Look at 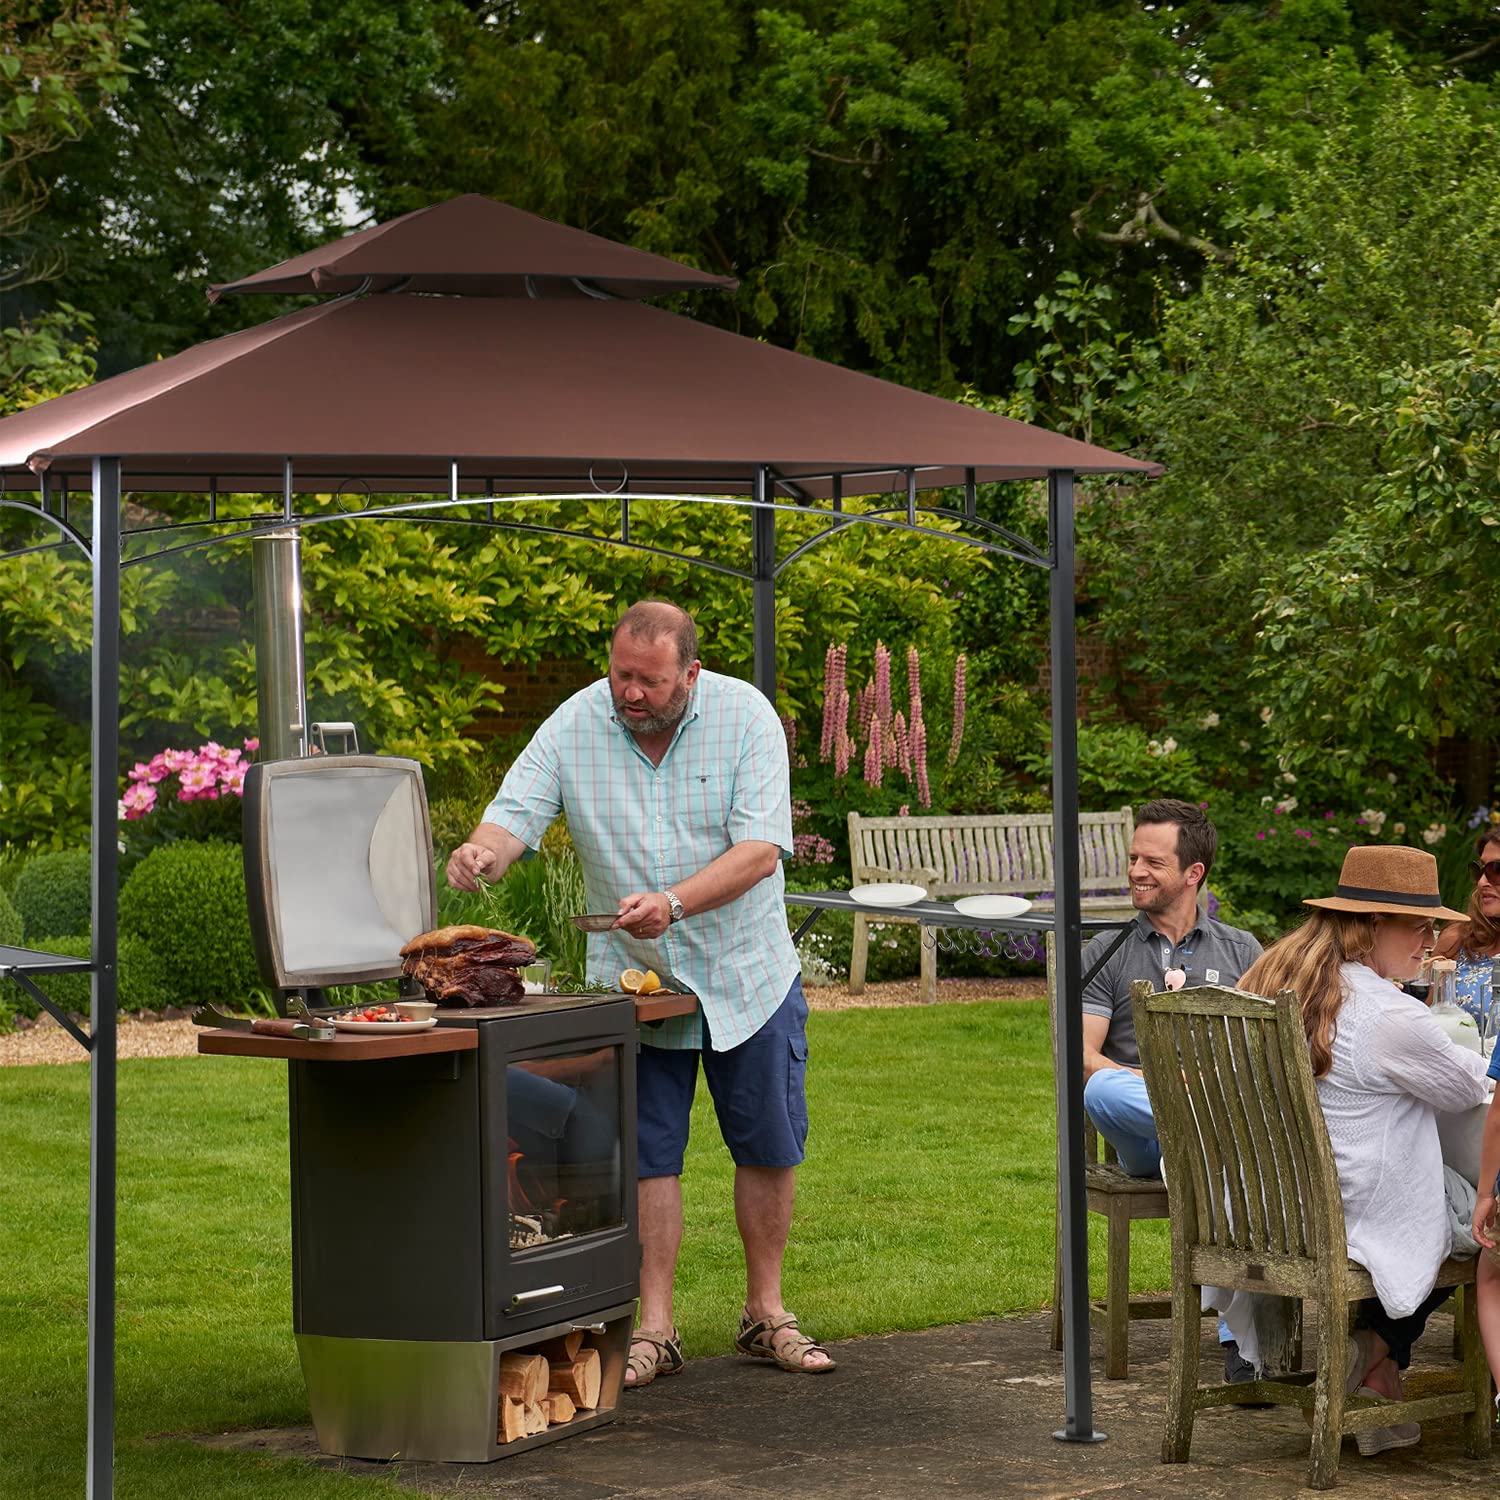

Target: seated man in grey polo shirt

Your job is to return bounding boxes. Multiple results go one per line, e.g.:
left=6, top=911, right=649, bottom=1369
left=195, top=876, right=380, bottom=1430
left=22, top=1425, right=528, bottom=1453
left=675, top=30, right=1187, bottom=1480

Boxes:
left=1080, top=797, right=1262, bottom=1377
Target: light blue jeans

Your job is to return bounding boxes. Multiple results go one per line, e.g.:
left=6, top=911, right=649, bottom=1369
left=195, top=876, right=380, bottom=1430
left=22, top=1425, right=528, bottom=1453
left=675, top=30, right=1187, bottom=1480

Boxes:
left=1083, top=1068, right=1231, bottom=1346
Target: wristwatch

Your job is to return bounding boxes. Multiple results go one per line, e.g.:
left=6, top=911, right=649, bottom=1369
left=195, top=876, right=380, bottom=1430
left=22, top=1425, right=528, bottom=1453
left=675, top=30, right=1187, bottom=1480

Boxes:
left=664, top=889, right=685, bottom=924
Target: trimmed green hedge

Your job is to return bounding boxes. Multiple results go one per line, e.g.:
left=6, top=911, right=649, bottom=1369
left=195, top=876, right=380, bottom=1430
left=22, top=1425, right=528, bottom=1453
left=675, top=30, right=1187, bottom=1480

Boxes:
left=13, top=849, right=92, bottom=941
left=0, top=883, right=22, bottom=947
left=119, top=841, right=260, bottom=1005
left=8, top=933, right=172, bottom=1018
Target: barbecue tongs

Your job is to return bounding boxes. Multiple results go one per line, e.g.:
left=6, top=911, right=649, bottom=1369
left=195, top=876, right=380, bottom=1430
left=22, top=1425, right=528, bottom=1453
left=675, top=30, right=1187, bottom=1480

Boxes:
left=190, top=996, right=335, bottom=1041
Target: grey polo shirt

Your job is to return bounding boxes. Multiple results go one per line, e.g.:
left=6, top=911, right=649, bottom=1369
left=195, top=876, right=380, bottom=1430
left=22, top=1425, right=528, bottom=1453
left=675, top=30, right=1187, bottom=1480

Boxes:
left=1081, top=909, right=1263, bottom=1068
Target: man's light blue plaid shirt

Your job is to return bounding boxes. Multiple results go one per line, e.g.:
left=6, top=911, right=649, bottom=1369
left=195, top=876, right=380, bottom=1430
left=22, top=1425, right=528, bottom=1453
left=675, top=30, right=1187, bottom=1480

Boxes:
left=481, top=670, right=799, bottom=1051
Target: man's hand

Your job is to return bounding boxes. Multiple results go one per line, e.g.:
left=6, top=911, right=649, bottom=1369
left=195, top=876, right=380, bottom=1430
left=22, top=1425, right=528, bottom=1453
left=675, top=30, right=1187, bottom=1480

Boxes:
left=447, top=842, right=497, bottom=892
left=616, top=891, right=672, bottom=939
left=1474, top=1192, right=1497, bottom=1251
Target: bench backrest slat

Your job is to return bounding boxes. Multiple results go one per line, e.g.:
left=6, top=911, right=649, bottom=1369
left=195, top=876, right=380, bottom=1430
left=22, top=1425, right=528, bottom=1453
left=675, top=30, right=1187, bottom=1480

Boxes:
left=847, top=807, right=1135, bottom=901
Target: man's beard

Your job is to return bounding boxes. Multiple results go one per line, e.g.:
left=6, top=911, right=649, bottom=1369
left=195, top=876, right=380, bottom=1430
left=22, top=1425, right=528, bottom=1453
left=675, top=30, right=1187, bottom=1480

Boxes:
left=614, top=682, right=690, bottom=737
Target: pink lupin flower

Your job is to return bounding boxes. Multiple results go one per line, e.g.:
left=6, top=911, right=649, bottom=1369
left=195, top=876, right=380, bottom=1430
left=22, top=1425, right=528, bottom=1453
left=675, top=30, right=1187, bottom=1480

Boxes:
left=948, top=653, right=967, bottom=767
left=893, top=711, right=911, bottom=776
left=864, top=717, right=884, bottom=788
left=907, top=645, right=923, bottom=722
left=819, top=644, right=846, bottom=762
left=911, top=713, right=931, bottom=808
left=781, top=712, right=797, bottom=758
left=873, top=642, right=892, bottom=734
left=856, top=680, right=876, bottom=741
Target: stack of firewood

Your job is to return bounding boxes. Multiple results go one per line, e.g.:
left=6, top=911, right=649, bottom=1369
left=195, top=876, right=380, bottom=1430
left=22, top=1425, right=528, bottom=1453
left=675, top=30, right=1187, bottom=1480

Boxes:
left=497, top=1330, right=602, bottom=1444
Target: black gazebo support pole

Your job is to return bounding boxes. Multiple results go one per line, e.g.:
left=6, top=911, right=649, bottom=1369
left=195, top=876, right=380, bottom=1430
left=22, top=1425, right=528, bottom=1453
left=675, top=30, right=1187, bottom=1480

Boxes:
left=88, top=455, right=121, bottom=1498
left=751, top=465, right=776, bottom=703
left=1048, top=468, right=1105, bottom=1444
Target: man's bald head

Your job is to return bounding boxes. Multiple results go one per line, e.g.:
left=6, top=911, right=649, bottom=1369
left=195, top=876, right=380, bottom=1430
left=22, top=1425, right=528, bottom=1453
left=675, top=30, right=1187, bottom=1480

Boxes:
left=612, top=600, right=699, bottom=669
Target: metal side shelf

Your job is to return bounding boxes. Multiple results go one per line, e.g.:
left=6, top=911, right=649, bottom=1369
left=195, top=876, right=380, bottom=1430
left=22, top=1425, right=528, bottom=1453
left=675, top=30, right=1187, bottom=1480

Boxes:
left=0, top=943, right=97, bottom=975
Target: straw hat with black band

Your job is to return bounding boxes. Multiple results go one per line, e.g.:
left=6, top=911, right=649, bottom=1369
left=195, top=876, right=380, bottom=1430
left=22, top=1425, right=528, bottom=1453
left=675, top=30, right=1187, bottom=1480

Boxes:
left=1304, top=844, right=1467, bottom=922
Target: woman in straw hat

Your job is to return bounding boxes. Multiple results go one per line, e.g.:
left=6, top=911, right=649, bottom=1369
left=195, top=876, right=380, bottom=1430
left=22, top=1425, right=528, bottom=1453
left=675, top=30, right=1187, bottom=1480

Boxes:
left=1239, top=845, right=1489, bottom=1456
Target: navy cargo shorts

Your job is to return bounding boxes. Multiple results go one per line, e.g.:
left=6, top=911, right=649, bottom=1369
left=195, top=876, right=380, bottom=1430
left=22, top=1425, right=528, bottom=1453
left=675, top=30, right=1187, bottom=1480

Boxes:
left=635, top=977, right=809, bottom=1177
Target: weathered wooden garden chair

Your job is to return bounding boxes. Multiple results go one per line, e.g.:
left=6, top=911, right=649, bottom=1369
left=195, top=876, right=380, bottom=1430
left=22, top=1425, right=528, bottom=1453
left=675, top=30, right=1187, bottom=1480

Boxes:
left=1131, top=979, right=1491, bottom=1490
left=1046, top=934, right=1180, bottom=1378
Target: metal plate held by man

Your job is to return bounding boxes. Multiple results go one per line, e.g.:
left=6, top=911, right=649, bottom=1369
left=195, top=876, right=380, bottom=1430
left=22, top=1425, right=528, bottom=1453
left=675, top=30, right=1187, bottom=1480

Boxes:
left=571, top=913, right=619, bottom=933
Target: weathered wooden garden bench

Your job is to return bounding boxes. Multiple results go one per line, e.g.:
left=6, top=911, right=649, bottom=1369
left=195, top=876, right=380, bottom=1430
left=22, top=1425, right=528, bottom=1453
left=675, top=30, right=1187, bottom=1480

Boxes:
left=847, top=807, right=1136, bottom=1003
left=1132, top=980, right=1491, bottom=1490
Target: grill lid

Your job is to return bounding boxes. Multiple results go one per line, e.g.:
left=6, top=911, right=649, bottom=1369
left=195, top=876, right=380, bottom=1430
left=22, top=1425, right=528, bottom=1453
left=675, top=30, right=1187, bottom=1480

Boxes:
left=242, top=755, right=437, bottom=989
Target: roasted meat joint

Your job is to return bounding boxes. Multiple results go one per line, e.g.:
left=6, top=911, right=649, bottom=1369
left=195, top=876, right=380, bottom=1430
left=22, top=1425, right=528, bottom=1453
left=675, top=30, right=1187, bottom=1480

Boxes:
left=400, top=925, right=536, bottom=1006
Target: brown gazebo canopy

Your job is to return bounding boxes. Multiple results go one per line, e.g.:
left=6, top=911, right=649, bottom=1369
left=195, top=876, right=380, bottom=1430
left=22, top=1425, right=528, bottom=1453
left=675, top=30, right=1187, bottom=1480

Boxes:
left=0, top=194, right=1152, bottom=495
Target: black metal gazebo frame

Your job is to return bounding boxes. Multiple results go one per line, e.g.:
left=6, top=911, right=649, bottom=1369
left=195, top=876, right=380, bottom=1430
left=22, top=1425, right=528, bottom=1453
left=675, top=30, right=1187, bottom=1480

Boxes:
left=2, top=440, right=1121, bottom=1497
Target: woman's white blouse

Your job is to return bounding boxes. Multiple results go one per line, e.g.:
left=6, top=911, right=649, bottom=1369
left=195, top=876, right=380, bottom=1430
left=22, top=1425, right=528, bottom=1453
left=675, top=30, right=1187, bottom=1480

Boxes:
left=1318, top=962, right=1490, bottom=1316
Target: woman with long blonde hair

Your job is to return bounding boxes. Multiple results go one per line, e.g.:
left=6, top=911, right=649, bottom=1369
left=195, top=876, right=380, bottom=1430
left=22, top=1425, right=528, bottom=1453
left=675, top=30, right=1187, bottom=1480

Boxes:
left=1239, top=845, right=1487, bottom=1457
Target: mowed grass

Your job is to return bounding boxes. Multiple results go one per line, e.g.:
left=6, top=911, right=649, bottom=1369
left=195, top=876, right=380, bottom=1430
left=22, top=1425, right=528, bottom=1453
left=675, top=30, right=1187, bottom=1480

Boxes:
left=0, top=1000, right=1168, bottom=1498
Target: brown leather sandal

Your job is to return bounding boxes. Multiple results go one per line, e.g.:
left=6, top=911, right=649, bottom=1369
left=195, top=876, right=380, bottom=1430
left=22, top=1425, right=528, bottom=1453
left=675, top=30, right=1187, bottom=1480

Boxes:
left=625, top=1326, right=683, bottom=1388
left=733, top=1307, right=836, bottom=1373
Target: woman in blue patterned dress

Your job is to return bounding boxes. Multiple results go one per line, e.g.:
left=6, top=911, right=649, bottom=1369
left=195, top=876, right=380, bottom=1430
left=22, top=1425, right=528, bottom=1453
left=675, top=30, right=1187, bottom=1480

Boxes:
left=1433, top=830, right=1500, bottom=1029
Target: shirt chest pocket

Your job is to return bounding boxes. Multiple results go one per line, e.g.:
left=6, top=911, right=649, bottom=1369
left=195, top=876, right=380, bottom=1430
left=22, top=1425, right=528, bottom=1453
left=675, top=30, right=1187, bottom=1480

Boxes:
left=674, top=768, right=731, bottom=834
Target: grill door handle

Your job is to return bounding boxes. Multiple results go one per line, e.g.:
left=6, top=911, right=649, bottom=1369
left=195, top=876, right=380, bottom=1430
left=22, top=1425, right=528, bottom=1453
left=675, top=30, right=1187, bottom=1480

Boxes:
left=509, top=1284, right=565, bottom=1311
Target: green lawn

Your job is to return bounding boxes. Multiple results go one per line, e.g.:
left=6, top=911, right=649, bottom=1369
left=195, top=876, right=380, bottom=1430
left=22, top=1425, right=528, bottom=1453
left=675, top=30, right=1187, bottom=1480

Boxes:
left=0, top=1000, right=1169, bottom=1498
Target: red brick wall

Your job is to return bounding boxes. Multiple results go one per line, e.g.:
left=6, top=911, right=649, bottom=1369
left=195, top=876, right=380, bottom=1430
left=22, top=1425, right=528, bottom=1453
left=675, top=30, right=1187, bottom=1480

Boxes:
left=447, top=639, right=599, bottom=740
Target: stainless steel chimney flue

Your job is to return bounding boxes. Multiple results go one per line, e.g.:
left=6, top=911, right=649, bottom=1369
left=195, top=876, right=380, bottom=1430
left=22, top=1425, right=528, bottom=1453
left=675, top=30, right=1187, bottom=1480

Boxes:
left=251, top=528, right=308, bottom=760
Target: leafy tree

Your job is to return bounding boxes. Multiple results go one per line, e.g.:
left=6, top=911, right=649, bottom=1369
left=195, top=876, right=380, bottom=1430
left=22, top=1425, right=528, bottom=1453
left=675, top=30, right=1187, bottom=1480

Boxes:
left=29, top=0, right=458, bottom=369
left=1078, top=61, right=1500, bottom=799
left=1253, top=300, right=1500, bottom=784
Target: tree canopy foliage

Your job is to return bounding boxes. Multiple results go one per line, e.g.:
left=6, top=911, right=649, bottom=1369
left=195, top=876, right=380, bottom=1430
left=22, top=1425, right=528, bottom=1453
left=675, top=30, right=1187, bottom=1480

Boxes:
left=7, top=0, right=1500, bottom=845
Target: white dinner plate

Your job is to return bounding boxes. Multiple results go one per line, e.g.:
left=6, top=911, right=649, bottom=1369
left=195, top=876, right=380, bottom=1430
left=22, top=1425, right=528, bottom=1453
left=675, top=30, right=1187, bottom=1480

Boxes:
left=953, top=894, right=1033, bottom=920
left=331, top=1016, right=438, bottom=1034
left=849, top=882, right=929, bottom=908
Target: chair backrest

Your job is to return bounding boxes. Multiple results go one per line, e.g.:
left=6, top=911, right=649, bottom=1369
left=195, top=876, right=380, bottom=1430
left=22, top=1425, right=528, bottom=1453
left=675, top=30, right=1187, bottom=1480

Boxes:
left=1130, top=981, right=1345, bottom=1267
left=848, top=807, right=1134, bottom=899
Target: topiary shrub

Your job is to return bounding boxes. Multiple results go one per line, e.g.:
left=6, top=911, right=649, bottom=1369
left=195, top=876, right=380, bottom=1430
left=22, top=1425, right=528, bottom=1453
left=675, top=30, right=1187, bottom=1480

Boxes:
left=13, top=849, right=93, bottom=941
left=0, top=882, right=22, bottom=947
left=119, top=840, right=260, bottom=1005
left=11, top=933, right=173, bottom=1018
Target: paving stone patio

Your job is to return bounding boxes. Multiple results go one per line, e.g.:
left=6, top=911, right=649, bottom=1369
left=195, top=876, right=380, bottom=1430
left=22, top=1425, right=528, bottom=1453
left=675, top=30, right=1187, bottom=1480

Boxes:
left=197, top=1309, right=1493, bottom=1497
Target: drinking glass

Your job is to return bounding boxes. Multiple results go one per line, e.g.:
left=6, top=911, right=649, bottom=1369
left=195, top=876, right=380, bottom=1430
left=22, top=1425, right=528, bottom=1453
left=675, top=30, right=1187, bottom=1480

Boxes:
left=518, top=959, right=552, bottom=996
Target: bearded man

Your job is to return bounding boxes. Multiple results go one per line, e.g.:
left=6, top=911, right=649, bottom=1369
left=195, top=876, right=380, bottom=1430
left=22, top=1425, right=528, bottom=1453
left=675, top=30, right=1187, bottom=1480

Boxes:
left=448, top=600, right=834, bottom=1386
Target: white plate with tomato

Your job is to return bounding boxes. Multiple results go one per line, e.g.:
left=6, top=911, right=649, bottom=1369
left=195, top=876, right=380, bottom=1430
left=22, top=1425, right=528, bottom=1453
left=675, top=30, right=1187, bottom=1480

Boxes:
left=331, top=1004, right=438, bottom=1033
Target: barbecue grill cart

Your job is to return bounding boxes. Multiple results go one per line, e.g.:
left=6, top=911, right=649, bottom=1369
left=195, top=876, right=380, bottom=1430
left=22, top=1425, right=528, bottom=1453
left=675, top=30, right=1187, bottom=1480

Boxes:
left=198, top=753, right=675, bottom=1461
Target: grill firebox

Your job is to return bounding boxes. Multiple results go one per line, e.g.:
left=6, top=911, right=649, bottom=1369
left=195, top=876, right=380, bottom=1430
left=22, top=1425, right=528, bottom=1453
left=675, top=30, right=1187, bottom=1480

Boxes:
left=237, top=754, right=643, bottom=1461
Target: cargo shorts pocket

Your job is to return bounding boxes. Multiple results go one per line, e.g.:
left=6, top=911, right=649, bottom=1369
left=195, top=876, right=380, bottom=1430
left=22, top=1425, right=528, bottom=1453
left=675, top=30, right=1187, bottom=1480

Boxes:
left=787, top=1034, right=809, bottom=1141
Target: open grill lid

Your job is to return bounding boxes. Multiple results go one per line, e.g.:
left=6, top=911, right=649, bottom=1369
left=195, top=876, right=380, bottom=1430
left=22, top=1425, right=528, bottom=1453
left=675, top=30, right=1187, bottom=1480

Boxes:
left=242, top=755, right=438, bottom=990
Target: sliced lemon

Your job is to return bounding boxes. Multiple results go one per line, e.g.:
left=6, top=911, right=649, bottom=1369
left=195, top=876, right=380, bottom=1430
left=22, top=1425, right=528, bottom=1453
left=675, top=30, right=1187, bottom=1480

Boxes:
left=638, top=969, right=662, bottom=995
left=619, top=968, right=647, bottom=994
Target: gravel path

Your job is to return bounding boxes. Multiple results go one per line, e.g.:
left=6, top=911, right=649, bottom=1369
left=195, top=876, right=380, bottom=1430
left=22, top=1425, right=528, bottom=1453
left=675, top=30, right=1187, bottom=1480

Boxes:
left=0, top=978, right=1046, bottom=1068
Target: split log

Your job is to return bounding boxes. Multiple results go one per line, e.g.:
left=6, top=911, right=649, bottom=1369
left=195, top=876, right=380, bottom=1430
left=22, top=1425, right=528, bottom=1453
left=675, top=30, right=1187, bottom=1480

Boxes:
left=499, top=1352, right=548, bottom=1405
left=524, top=1401, right=548, bottom=1435
left=543, top=1391, right=576, bottom=1425
left=534, top=1329, right=584, bottom=1363
left=548, top=1346, right=601, bottom=1410
left=499, top=1397, right=528, bottom=1444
